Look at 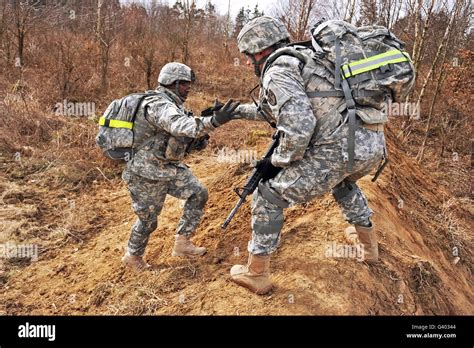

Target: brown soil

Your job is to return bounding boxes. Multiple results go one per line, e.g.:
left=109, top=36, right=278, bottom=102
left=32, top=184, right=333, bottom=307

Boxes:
left=0, top=122, right=472, bottom=315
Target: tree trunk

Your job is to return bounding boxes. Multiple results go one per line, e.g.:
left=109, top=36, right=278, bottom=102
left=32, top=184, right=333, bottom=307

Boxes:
left=347, top=0, right=357, bottom=23
left=403, top=0, right=422, bottom=104
left=414, top=3, right=456, bottom=109
left=416, top=56, right=447, bottom=163
left=402, top=2, right=457, bottom=139
left=411, top=0, right=422, bottom=61
left=412, top=0, right=436, bottom=82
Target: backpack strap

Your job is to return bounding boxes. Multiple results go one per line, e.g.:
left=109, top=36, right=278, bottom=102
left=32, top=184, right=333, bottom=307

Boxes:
left=98, top=91, right=158, bottom=130
left=334, top=37, right=342, bottom=88
left=339, top=77, right=357, bottom=172
left=133, top=92, right=163, bottom=152
left=307, top=90, right=384, bottom=98
left=257, top=47, right=308, bottom=129
left=260, top=47, right=307, bottom=79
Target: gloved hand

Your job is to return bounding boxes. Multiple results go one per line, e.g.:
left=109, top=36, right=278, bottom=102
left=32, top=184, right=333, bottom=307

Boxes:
left=211, top=99, right=240, bottom=127
left=201, top=99, right=224, bottom=117
left=255, top=157, right=282, bottom=182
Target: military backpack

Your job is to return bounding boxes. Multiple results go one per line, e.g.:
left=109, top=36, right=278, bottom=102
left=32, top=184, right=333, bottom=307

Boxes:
left=262, top=20, right=415, bottom=171
left=96, top=91, right=159, bottom=162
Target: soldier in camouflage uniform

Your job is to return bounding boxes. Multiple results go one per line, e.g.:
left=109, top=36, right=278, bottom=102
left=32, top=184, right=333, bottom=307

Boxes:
left=122, top=62, right=239, bottom=270
left=230, top=17, right=387, bottom=294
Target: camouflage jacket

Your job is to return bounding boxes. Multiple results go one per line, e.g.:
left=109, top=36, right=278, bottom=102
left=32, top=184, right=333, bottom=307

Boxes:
left=236, top=46, right=385, bottom=168
left=126, top=86, right=215, bottom=180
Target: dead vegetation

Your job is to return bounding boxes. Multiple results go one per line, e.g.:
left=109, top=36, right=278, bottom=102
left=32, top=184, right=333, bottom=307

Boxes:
left=0, top=0, right=472, bottom=315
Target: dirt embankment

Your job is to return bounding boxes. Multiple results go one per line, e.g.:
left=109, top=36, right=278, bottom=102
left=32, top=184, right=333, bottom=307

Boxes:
left=0, top=121, right=472, bottom=315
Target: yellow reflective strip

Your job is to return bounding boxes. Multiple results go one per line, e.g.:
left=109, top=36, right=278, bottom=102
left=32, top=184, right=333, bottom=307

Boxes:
left=346, top=56, right=409, bottom=77
left=98, top=117, right=133, bottom=129
left=341, top=50, right=410, bottom=78
left=347, top=50, right=403, bottom=69
left=109, top=119, right=133, bottom=129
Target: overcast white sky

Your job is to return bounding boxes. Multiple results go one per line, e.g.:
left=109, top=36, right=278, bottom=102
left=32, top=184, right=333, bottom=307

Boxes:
left=123, top=0, right=277, bottom=18
left=194, top=0, right=275, bottom=17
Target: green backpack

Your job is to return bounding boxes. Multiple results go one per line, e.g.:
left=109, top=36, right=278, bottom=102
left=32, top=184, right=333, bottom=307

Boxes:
left=263, top=20, right=415, bottom=171
left=96, top=91, right=159, bottom=162
left=311, top=20, right=415, bottom=170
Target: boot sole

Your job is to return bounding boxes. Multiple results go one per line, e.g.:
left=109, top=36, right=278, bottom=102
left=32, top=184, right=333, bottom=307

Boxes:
left=231, top=277, right=273, bottom=295
left=171, top=251, right=207, bottom=257
left=122, top=257, right=151, bottom=271
left=122, top=262, right=151, bottom=271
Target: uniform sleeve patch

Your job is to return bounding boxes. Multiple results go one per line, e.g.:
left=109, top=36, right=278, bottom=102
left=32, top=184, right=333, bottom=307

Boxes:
left=266, top=89, right=277, bottom=106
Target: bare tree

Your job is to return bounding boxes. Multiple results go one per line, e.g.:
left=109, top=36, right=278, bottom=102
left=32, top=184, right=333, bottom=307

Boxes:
left=272, top=0, right=321, bottom=41
left=388, top=0, right=403, bottom=29
left=410, top=0, right=437, bottom=93
left=418, top=0, right=472, bottom=161
left=359, top=0, right=378, bottom=24
left=8, top=0, right=42, bottom=67
left=416, top=27, right=451, bottom=162
left=171, top=0, right=205, bottom=64
left=343, top=0, right=358, bottom=23
left=0, top=0, right=13, bottom=64
left=124, top=3, right=162, bottom=90
left=413, top=2, right=457, bottom=110
left=95, top=0, right=121, bottom=95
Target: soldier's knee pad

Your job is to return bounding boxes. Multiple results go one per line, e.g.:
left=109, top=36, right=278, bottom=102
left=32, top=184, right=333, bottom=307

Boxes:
left=252, top=191, right=284, bottom=235
left=133, top=204, right=158, bottom=233
left=252, top=216, right=284, bottom=235
left=332, top=179, right=357, bottom=202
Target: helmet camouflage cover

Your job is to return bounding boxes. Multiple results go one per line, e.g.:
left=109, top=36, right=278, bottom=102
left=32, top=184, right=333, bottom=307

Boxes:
left=237, top=16, right=290, bottom=54
left=158, top=62, right=196, bottom=85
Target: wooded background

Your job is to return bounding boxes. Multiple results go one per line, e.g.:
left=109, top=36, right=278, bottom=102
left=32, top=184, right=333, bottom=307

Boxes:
left=0, top=0, right=472, bottom=179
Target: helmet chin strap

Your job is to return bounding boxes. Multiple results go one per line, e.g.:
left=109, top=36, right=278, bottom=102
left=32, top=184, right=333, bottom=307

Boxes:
left=174, top=80, right=187, bottom=102
left=249, top=54, right=269, bottom=77
left=174, top=81, right=181, bottom=98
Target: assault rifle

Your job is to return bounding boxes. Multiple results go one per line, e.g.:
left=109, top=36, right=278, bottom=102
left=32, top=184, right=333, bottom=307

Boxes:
left=221, top=131, right=280, bottom=229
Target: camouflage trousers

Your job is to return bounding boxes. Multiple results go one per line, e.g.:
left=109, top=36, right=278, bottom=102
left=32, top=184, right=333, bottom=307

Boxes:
left=122, top=166, right=208, bottom=256
left=249, top=125, right=386, bottom=255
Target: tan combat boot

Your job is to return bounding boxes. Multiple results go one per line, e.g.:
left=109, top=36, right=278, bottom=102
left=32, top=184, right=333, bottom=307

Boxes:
left=122, top=252, right=151, bottom=271
left=172, top=234, right=207, bottom=257
left=230, top=254, right=272, bottom=295
left=345, top=225, right=379, bottom=263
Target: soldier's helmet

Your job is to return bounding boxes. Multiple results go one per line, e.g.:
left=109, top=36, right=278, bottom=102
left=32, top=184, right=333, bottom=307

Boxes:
left=237, top=16, right=290, bottom=55
left=158, top=62, right=196, bottom=85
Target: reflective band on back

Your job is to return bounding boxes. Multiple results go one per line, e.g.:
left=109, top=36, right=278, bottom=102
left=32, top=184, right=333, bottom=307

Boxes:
left=341, top=50, right=409, bottom=78
left=99, top=117, right=134, bottom=129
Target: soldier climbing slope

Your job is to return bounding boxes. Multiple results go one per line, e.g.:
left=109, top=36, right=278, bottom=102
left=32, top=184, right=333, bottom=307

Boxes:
left=228, top=16, right=409, bottom=294
left=120, top=62, right=240, bottom=270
